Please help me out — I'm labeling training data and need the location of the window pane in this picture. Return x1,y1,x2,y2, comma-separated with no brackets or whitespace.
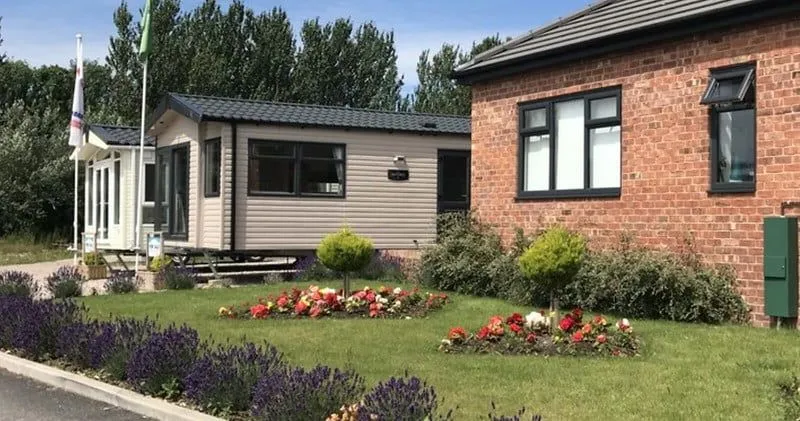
523,134,550,191
172,147,189,235
158,152,169,230
142,206,156,224
250,157,295,193
590,97,617,120
717,109,755,183
300,160,343,195
303,143,343,159
555,100,585,190
523,108,547,128
205,141,221,195
590,126,621,188
114,161,120,225
144,164,155,202
252,142,294,157
440,154,469,201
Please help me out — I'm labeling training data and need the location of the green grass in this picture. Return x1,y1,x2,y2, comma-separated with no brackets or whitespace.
79,281,799,420
0,236,71,265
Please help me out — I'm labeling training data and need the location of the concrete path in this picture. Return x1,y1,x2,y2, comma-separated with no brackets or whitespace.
0,259,106,297
0,368,152,421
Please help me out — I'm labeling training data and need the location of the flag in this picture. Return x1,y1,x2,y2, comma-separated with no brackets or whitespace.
68,35,84,147
139,0,153,61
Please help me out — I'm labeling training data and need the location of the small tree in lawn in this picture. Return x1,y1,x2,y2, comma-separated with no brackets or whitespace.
518,226,586,329
316,226,374,297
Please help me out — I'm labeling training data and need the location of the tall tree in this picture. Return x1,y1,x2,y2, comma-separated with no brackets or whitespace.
411,35,505,115
246,7,295,102
107,1,139,124
351,22,404,110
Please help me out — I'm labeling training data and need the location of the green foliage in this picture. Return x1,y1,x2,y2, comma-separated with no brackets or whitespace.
564,237,750,324
158,266,198,290
316,226,374,274
104,271,140,295
45,266,85,299
149,254,173,272
518,226,586,300
418,213,523,297
82,252,104,267
778,375,800,421
0,271,38,298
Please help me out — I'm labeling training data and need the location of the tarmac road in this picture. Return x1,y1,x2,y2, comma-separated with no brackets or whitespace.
0,368,152,421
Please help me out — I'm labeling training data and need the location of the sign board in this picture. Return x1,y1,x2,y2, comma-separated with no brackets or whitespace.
146,232,163,259
83,232,96,254
387,169,410,181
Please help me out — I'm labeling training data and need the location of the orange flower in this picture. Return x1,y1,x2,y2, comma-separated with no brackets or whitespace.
309,305,322,318
596,334,607,344
276,295,289,308
476,326,490,340
294,300,309,315
250,304,269,319
571,331,584,342
448,327,467,340
581,323,592,334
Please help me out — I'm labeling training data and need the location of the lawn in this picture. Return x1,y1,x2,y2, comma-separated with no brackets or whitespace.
79,281,799,420
0,236,71,266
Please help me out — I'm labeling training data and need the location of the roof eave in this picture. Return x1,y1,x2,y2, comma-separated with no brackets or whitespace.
454,0,798,85
203,116,470,137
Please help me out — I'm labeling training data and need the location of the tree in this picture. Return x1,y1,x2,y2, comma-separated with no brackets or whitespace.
246,8,295,101
0,17,6,64
316,226,374,298
411,35,505,115
106,1,139,124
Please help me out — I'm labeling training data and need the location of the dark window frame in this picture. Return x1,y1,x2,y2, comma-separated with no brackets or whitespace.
517,86,622,200
704,62,757,194
247,139,346,198
204,137,221,198
154,143,191,240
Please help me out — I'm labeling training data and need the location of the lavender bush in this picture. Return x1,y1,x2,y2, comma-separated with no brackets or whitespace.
487,403,542,421
104,270,139,294
0,270,38,298
158,266,197,290
0,296,84,360
250,365,365,421
46,266,85,298
126,324,199,397
184,342,285,416
56,320,101,368
294,251,407,282
358,373,453,421
102,317,158,381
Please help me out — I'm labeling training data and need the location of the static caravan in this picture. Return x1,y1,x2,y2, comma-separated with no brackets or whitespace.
72,125,156,252
145,93,471,260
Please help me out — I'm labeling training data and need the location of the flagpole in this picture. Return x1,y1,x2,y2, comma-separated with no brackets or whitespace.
134,57,147,278
72,33,83,266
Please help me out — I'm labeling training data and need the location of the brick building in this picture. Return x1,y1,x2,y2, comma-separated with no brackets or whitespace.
452,0,800,324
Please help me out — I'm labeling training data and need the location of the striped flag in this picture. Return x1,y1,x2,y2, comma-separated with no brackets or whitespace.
68,34,84,147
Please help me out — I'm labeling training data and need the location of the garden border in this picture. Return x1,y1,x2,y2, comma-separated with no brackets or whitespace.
0,351,223,421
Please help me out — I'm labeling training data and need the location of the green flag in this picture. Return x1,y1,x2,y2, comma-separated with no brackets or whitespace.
138,0,152,61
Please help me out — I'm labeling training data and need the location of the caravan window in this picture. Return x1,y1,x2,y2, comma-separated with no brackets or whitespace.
155,145,190,239
248,140,345,197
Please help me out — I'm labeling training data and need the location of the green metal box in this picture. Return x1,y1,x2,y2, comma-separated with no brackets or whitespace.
763,217,799,318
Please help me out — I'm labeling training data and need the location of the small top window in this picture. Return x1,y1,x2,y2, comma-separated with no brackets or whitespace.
701,65,755,105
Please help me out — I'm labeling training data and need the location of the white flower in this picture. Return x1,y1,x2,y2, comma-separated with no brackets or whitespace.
617,318,631,330
405,316,412,320
393,287,403,295
320,287,336,295
524,311,549,328
440,339,451,346
378,297,388,305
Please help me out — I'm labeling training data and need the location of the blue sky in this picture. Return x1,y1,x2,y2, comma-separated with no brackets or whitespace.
1,0,594,90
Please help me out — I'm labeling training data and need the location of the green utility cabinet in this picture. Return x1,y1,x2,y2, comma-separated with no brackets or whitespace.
763,216,799,318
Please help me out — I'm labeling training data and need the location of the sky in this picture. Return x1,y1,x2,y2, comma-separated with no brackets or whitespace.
1,0,595,92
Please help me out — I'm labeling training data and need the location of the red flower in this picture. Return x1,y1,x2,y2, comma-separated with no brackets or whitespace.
506,313,523,326
309,291,322,301
596,334,607,344
294,300,309,315
489,315,504,325
559,316,575,332
571,307,583,321
476,326,490,340
525,333,537,343
354,291,367,300
448,327,467,340
309,305,322,319
250,304,269,319
369,302,381,318
276,295,289,308
366,292,376,303
592,315,607,326
509,323,523,335
571,331,584,342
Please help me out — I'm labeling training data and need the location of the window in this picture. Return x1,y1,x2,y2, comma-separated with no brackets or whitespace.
518,87,621,199
155,145,189,238
113,158,121,225
204,138,221,197
702,63,756,193
248,140,345,197
142,164,156,224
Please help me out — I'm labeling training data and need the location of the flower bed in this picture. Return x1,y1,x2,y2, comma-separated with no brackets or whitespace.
439,308,640,357
218,285,448,320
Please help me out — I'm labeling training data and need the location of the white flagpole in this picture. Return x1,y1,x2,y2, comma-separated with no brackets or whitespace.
72,34,83,266
134,58,148,278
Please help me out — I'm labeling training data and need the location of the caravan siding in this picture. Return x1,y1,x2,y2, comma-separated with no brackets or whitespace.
233,125,469,250
158,114,199,249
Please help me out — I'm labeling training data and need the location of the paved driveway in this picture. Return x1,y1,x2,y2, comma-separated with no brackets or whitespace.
0,259,106,297
0,368,151,421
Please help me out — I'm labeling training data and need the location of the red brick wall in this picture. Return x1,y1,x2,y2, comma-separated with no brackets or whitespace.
470,16,800,325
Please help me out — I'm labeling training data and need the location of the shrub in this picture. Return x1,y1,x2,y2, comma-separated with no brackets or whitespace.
250,365,365,421
358,374,454,421
0,296,84,360
357,251,407,281
101,317,158,381
148,254,173,272
317,226,374,297
104,270,139,294
158,265,197,290
126,324,199,398
56,320,103,369
419,213,523,297
45,266,84,298
0,270,38,298
83,252,104,266
565,239,750,324
518,226,586,319
184,342,285,416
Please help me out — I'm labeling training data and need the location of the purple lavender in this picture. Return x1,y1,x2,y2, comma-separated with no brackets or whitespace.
45,266,85,298
358,373,453,421
488,403,543,421
126,323,199,397
0,271,39,298
250,364,365,421
0,296,84,360
157,266,197,290
102,317,158,381
104,270,139,294
184,342,285,415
